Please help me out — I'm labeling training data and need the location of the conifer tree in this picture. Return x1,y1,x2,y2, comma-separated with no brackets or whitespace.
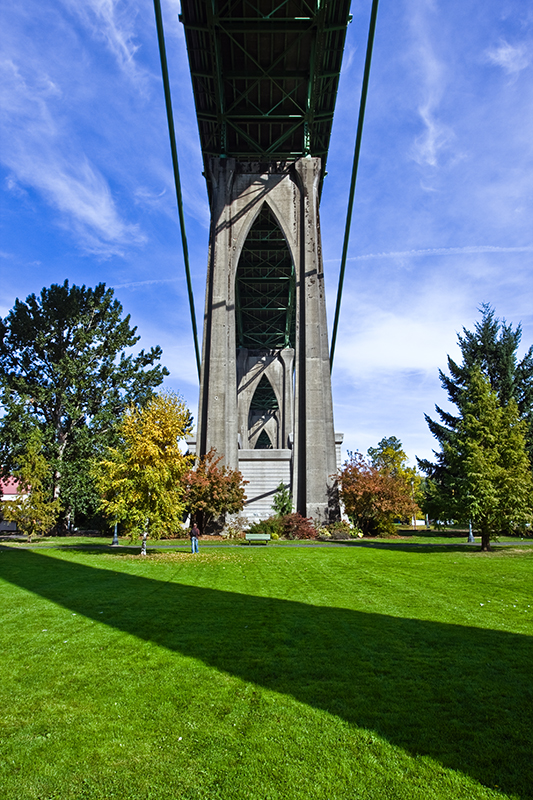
433,368,533,550
419,305,533,476
419,306,533,527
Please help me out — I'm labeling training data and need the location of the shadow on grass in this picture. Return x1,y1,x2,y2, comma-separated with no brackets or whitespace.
330,540,480,554
1,548,531,797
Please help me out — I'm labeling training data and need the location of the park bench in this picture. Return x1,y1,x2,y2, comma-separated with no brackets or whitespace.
245,533,271,545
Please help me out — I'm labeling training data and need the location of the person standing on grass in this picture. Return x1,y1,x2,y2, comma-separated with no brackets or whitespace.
190,523,200,554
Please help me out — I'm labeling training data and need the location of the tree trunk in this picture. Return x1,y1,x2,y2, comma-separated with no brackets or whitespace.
481,530,491,551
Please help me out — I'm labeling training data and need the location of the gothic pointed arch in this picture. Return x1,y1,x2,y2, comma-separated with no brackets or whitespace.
235,203,295,350
255,430,273,449
248,373,279,449
250,374,279,412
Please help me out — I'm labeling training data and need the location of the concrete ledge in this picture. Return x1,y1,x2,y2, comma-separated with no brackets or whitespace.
238,449,292,461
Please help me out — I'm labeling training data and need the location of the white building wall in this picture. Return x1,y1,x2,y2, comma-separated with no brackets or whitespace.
238,449,292,521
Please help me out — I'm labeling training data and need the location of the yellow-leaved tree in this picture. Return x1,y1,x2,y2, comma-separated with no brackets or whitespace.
2,432,61,541
94,392,193,538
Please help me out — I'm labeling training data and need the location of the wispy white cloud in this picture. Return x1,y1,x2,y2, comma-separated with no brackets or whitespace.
408,0,453,167
59,0,142,77
486,40,530,75
0,57,143,256
335,301,463,376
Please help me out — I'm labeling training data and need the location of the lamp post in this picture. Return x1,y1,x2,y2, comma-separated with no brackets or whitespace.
141,516,149,556
111,522,119,546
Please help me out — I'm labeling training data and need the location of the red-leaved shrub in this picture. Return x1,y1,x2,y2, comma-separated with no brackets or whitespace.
281,513,317,540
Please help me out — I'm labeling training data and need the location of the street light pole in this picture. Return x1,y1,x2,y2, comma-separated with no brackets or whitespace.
111,522,119,546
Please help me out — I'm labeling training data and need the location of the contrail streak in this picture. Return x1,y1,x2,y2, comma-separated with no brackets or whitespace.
325,245,533,263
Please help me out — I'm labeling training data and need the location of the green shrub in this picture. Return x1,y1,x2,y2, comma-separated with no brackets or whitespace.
324,520,353,540
248,516,283,537
272,482,293,516
271,532,279,540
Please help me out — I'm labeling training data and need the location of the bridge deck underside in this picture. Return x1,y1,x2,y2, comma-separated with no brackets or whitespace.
180,0,352,189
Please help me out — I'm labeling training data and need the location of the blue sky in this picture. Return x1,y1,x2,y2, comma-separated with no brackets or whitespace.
2,0,533,467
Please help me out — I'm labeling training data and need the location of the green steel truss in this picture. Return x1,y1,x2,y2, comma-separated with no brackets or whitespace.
235,204,295,349
250,374,280,409
180,0,352,191
255,430,274,448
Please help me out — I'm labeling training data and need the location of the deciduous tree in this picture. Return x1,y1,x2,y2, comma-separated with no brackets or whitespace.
94,392,193,539
337,450,418,536
183,449,247,532
2,433,60,541
368,436,423,513
0,281,168,527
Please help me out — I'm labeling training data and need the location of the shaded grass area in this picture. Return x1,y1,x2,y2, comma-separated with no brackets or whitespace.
0,535,184,548
394,528,531,546
1,528,529,549
0,545,532,799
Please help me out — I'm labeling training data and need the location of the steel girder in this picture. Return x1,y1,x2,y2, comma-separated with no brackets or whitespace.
180,0,352,196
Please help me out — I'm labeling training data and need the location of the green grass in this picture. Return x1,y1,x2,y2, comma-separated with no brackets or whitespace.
1,544,532,799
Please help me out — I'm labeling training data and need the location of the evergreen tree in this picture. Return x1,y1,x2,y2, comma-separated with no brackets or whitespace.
419,306,533,526
432,368,533,550
272,481,293,516
419,304,533,477
0,281,168,527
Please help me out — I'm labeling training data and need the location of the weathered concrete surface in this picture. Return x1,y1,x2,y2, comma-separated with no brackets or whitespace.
197,156,339,523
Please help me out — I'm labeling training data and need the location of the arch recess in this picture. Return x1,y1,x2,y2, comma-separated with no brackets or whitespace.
235,203,296,350
255,430,273,449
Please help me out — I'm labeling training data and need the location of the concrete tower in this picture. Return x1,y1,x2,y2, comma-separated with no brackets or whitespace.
196,156,340,523
179,0,351,522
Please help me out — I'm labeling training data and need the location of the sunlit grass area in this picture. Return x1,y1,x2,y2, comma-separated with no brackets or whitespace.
1,544,532,799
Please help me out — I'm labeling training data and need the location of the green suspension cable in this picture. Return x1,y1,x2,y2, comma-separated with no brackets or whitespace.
329,0,380,370
153,0,201,380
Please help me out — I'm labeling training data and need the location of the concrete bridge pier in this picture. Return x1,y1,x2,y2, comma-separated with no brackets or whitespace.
197,156,339,524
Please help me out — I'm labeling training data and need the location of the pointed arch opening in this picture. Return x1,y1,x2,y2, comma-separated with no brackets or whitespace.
248,373,279,449
255,430,273,449
250,374,279,412
235,204,295,350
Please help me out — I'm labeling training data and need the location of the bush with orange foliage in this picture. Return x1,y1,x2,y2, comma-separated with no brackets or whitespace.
337,451,418,536
183,448,248,533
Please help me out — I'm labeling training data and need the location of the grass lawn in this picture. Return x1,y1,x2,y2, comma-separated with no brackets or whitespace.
0,543,532,799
